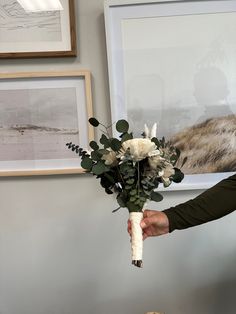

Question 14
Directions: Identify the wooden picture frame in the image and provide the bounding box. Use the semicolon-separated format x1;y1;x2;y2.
0;0;77;58
0;70;93;176
104;0;236;190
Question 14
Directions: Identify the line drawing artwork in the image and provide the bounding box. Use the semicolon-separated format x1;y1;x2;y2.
0;0;62;43
0;87;79;161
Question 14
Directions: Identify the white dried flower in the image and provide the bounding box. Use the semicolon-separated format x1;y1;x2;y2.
119;138;157;161
160;163;175;187
144;124;150;138
101;149;118;166
144;123;157;139
163;163;175;178
148;154;163;169
150;123;157;139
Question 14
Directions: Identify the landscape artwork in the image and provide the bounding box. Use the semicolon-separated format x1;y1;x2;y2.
121;11;236;175
0;87;79;162
0;0;75;56
0;0;62;44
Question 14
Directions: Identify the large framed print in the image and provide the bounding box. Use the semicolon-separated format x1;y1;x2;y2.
0;0;77;58
104;0;236;190
0;71;94;176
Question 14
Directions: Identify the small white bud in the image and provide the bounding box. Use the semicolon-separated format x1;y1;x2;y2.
144;124;149;138
150;123;157;138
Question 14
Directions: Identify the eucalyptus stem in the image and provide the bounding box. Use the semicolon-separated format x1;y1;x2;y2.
116;165;125;186
107;122;115;129
99;128;110;138
98;121;112;139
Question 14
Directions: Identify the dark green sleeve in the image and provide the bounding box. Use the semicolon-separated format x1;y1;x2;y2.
163;174;236;232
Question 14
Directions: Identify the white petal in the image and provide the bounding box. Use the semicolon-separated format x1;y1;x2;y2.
148;149;160;157
144;124;149;138
158;170;164;176
150;123;157;138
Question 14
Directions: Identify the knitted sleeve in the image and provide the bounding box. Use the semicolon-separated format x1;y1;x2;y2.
163;174;236;232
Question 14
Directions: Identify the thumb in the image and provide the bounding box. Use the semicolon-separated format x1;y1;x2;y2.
140;217;152;229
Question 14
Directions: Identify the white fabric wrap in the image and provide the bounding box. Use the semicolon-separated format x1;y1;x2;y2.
129;212;143;260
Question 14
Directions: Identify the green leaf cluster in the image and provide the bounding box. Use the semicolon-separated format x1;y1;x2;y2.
66;117;185;213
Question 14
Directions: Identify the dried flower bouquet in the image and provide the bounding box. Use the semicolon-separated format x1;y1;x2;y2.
67;118;184;267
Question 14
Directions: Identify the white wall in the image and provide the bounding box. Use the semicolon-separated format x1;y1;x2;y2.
0;1;236;314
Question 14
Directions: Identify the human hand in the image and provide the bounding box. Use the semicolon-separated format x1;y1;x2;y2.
127;209;170;240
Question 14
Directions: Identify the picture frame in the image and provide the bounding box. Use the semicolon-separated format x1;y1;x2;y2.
104;0;236;190
0;0;77;58
0;70;94;176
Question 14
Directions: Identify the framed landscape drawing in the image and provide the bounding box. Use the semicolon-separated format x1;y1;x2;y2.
104;0;236;190
0;0;77;58
0;70;93;176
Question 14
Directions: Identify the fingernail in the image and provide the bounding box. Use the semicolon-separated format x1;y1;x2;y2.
140;221;146;228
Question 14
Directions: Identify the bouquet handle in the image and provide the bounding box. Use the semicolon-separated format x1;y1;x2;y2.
129;211;144;267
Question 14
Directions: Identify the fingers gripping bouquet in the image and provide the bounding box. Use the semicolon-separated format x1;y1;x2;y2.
67;118;184;268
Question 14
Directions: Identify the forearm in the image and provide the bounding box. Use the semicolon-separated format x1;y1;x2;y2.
163;174;236;232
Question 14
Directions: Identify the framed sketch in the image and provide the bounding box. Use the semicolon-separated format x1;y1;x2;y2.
104;0;236;190
0;0;77;58
0;70;93;176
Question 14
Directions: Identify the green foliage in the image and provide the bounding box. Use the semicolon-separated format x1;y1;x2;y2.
81;157;93;170
181;156;188;168
89;117;99;127
151;137;160;148
100;134;110;148
92;161;109;175
171;168;184;183
150;191;163;202
110;138;122;151
120;132;133;143
116;119;129;133
90;141;99;151
66;118;184;213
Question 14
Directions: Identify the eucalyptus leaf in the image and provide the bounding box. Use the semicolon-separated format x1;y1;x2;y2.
181;156;188;168
126;178;135;185
171;168;184;183
91;151;101;161
81;157;93;170
150;191;163;202
125;185;132;190
126;201;142;213
104;173;115;184
140;197;147;202
121;132;133;142
90;141;99;151
170;155;177;165
117;194;127;207
116;120;129;133
89;117;99;127
176;148;181;159
105;188;113;194
134;199;141;205
92;161;109;175
112;207;121;213
110;138;122;151
151;137;160;148
100;134;110;147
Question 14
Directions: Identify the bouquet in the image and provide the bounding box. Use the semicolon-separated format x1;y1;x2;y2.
67;118;184;267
